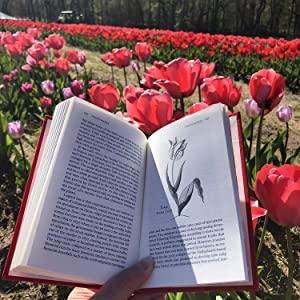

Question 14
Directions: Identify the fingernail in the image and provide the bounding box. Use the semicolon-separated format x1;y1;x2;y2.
139;256;154;275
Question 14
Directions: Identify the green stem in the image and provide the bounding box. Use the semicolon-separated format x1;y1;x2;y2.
256;214;269;262
180;98;185;113
247;119;254;162
75;64;79;77
198;84;202;102
111;66;114;84
123;67;128;86
175;99;178;111
255;104;265;173
249;291;256;300
19;139;27;172
285;227;294;300
143;61;147;73
285;122;289;149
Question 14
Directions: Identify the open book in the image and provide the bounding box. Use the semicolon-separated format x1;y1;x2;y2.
3;97;258;292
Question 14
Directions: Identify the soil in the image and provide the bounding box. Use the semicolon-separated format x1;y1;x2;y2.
0;47;299;299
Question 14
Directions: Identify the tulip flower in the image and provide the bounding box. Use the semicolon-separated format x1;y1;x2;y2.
70;80;84;96
155;58;201;106
27;42;47;61
249;69;284;113
88;83;119;112
7;121;25;139
21;82;33;93
5;43;23;58
201;76;242;108
67;50;79;64
140;61;166;90
126;89;173;134
243;99;262;119
40;96;52;108
250;199;267;233
131;61;141;72
188;102;209;115
122;84;144;105
111;47;132;68
43;34;65;50
197;62;215;101
41;80;55;95
101;52;115;83
77;51;87;65
55;59;70;75
62;87;74;99
89;80;97;87
276;105;292;123
53;50;62;58
135;42;152;62
21;64;32;72
27;28;41;40
198;62;215;85
254;164;300;227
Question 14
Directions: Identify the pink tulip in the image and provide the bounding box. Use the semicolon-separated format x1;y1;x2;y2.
198;62;215;85
88;83;119;112
126;89;173;134
27;28;41;40
111;47;132;68
243;99;262;119
27;42;47;61
135;42;152;61
249;69;284;113
70;80;84;96
44;34;65;50
21;82;33;93
254;164;300;227
188;102;209;115
78;51;87;65
276;105;292;123
201;76;242;107
140;61;166;89
62;87;74;99
155;58;201;99
7;121;24;139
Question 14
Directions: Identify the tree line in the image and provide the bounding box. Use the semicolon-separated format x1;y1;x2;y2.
2;0;300;38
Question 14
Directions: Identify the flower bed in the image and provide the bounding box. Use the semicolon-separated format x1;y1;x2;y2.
0;20;299;92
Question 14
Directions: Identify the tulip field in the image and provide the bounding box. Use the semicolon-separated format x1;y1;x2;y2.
0;20;300;300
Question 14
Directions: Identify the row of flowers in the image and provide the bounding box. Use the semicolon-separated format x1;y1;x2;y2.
0;19;299;92
1;28;299;299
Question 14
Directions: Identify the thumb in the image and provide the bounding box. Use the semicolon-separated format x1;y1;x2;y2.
91;256;154;300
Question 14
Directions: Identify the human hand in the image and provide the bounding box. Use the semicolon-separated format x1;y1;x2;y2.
67;256;164;300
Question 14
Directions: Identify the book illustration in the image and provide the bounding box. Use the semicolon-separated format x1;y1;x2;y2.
166;137;204;217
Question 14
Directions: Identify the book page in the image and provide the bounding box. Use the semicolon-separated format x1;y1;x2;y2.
18;98;147;284
139;104;248;287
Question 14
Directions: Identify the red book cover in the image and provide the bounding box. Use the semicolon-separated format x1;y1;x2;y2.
2;113;259;292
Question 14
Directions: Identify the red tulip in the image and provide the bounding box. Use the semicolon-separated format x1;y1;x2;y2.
140;61;167;89
53;50;62;58
44;34;65;50
188;102;209;115
67;50;79;64
27;28;41;40
126;89;173;134
254;164;300;227
155;58;201;99
27;42;47;61
249;69;284;113
122;84;144;104
40;96;52;108
250;199;267;233
201;76;242;107
55;58;70;75
101;52;115;66
135;42;152;61
88;83;119;112
198;62;215;85
111;47;132;68
5;43;23;58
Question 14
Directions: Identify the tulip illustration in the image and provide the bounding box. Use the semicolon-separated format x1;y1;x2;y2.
166;137;204;217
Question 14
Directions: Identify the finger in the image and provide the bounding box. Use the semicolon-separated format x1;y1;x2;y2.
67;287;97;300
131;293;165;300
91;256;154;300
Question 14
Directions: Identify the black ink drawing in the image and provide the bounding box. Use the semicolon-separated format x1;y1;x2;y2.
166;137;204;217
